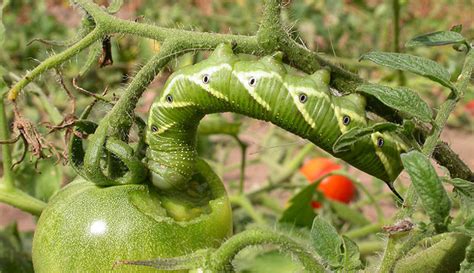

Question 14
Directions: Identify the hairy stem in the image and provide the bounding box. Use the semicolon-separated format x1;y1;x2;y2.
209;228;325;272
8;27;103;101
0;93;13;188
5;0;472;187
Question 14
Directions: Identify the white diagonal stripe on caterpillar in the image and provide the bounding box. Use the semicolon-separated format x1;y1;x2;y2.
284;85;317;128
371;132;396;181
232;70;276;111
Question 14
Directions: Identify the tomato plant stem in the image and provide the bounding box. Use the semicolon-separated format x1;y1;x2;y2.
7;27;103;101
0;93;13;189
344;222;385;240
379;47;474;273
210;228;325;272
6;0;471;182
230;195;266;225
0;185;46;216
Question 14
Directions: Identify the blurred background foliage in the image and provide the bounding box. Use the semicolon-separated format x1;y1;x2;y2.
1;1;473;271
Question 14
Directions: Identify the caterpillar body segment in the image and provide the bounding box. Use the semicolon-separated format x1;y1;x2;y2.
146;44;409;193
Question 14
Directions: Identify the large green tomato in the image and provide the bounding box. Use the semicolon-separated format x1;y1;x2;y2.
32;160;232;272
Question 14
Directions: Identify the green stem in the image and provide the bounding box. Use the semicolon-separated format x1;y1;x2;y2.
392;0;405;85
0;94;13;189
209;228;325;272
344;222;385;240
232;136;247;194
247;143;313;199
378;47;474;273
230;195;266;225
8;27;103;101
6;0;471;183
378;234;399;273
423;48;473;156
0;185;46;216
358;241;385;256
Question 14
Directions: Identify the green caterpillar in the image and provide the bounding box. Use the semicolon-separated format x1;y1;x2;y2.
145;43;410;197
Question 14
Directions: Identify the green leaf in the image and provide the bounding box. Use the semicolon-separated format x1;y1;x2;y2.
446;178;474;199
357;84;432;122
460;238;474;273
330;201;370;226
360;52;456;90
341;236;363;271
333;123;399;153
406;31;466;48
280;183;317;228
13;157;62;202
401;151;451;232
0;0;10;47
445;178;474;223
310;216;343;268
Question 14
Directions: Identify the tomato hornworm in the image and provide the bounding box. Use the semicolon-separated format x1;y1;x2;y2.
146;44;410;199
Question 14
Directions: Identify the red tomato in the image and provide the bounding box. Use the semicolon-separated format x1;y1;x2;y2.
300;158;342;182
300;158;356;208
466;100;474;116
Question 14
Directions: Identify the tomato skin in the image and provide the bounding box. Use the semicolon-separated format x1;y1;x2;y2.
300;158;356;208
317;175;356;203
32;160;232;273
300;158;342;182
466;100;474;116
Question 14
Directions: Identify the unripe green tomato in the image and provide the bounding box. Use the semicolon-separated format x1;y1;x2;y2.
32;160;232;272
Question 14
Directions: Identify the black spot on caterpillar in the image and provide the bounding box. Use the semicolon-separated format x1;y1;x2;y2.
145;44;410;198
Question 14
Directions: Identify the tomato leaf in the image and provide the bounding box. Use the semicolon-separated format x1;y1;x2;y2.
310;216;343;268
406;31;466;48
357;84;432;122
460;238;474;273
333;123;399;153
401;151;451;232
342;236;363;271
329;201;370;226
445;178;474;199
280;183;318;228
359;52;456;90
444;178;474;223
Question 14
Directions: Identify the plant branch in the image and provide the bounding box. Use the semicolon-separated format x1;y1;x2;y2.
209;228;325;272
8;27;103;101
4;0;472;186
378;47;474;273
0;93;14;188
0;185;46;216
